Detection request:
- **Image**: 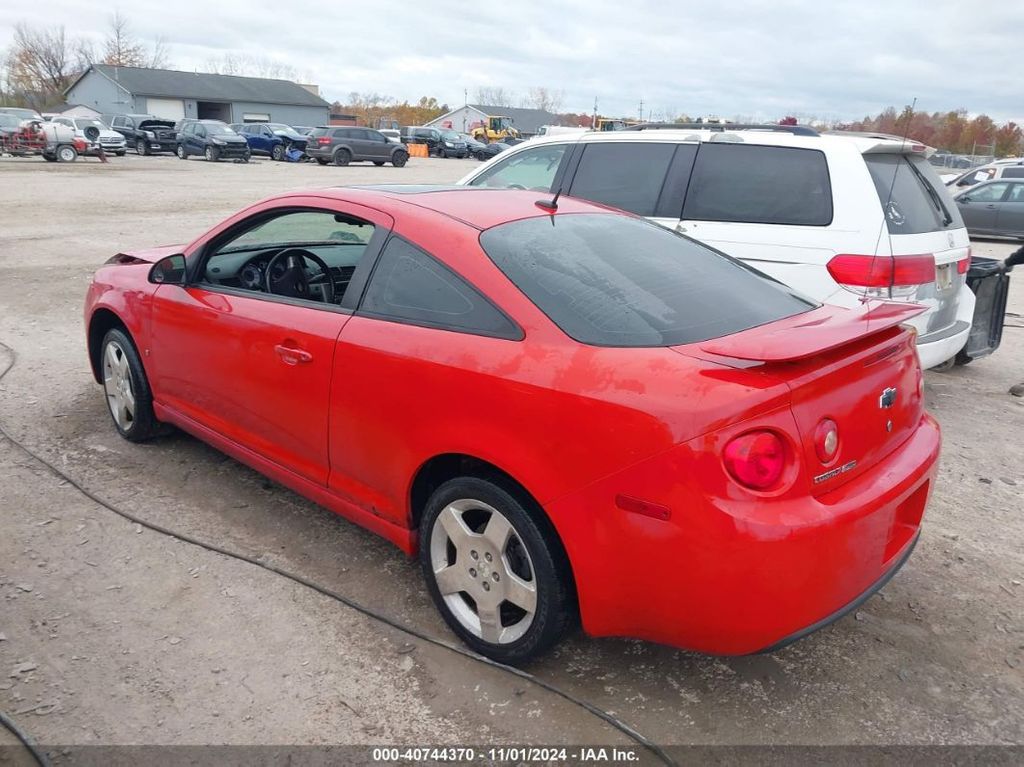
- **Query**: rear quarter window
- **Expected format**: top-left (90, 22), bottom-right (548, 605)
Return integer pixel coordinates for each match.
top-left (683, 144), bottom-right (833, 226)
top-left (568, 142), bottom-right (681, 217)
top-left (480, 213), bottom-right (814, 348)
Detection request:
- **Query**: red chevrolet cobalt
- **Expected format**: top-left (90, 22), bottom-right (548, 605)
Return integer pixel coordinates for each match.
top-left (84, 187), bottom-right (940, 663)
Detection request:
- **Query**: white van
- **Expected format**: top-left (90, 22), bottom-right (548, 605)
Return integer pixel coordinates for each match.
top-left (457, 125), bottom-right (974, 370)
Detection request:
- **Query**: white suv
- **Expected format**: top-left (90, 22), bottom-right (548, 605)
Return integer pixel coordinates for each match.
top-left (457, 125), bottom-right (974, 370)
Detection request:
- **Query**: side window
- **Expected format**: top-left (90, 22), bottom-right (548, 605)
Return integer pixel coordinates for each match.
top-left (1001, 167), bottom-right (1024, 179)
top-left (202, 210), bottom-right (377, 304)
top-left (469, 144), bottom-right (569, 192)
top-left (359, 237), bottom-right (520, 338)
top-left (196, 125), bottom-right (207, 138)
top-left (684, 144), bottom-right (833, 226)
top-left (968, 183), bottom-right (1009, 203)
top-left (1008, 184), bottom-right (1024, 202)
top-left (569, 142), bottom-right (678, 217)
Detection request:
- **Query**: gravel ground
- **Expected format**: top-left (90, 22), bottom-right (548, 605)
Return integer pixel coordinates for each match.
top-left (0, 153), bottom-right (1021, 763)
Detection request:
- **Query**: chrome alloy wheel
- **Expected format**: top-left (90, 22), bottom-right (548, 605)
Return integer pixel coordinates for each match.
top-left (103, 340), bottom-right (136, 430)
top-left (429, 499), bottom-right (538, 644)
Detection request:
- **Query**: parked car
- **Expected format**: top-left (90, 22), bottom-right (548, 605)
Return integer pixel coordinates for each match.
top-left (176, 120), bottom-right (250, 162)
top-left (230, 122), bottom-right (308, 161)
top-left (292, 126), bottom-right (314, 135)
top-left (945, 160), bottom-right (1024, 191)
top-left (953, 179), bottom-right (1024, 239)
top-left (0, 107), bottom-right (43, 122)
top-left (435, 129), bottom-right (469, 158)
top-left (379, 128), bottom-right (402, 144)
top-left (473, 141), bottom-right (510, 161)
top-left (400, 126), bottom-right (444, 155)
top-left (305, 126), bottom-right (408, 167)
top-left (108, 114), bottom-right (178, 155)
top-left (458, 125), bottom-right (977, 370)
top-left (51, 116), bottom-right (127, 156)
top-left (458, 132), bottom-right (487, 156)
top-left (85, 186), bottom-right (939, 663)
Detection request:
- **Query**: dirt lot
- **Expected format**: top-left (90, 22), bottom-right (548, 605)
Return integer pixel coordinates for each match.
top-left (0, 153), bottom-right (1022, 763)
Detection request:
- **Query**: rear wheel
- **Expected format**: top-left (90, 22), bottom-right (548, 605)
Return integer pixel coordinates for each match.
top-left (419, 477), bottom-right (574, 664)
top-left (315, 157), bottom-right (328, 165)
top-left (56, 145), bottom-right (78, 163)
top-left (437, 146), bottom-right (447, 159)
top-left (271, 144), bottom-right (285, 161)
top-left (333, 148), bottom-right (351, 166)
top-left (392, 151), bottom-right (408, 168)
top-left (100, 328), bottom-right (162, 443)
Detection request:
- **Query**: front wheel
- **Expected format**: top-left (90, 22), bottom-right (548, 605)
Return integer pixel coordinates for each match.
top-left (100, 328), bottom-right (162, 442)
top-left (392, 151), bottom-right (408, 168)
top-left (271, 144), bottom-right (285, 161)
top-left (419, 477), bottom-right (574, 664)
top-left (176, 144), bottom-right (187, 160)
top-left (205, 146), bottom-right (218, 162)
top-left (135, 138), bottom-right (149, 156)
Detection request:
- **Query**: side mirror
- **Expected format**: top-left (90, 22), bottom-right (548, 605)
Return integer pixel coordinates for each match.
top-left (149, 254), bottom-right (186, 285)
top-left (959, 196), bottom-right (970, 204)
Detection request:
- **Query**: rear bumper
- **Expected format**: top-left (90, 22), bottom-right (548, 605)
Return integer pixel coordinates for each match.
top-left (546, 413), bottom-right (941, 655)
top-left (910, 287), bottom-right (975, 369)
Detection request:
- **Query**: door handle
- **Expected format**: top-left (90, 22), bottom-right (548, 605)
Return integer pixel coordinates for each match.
top-left (274, 344), bottom-right (313, 365)
top-left (985, 204), bottom-right (998, 209)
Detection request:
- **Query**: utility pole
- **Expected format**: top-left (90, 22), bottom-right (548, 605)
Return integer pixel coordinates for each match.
top-left (638, 98), bottom-right (644, 123)
top-left (463, 88), bottom-right (468, 131)
top-left (593, 97), bottom-right (598, 129)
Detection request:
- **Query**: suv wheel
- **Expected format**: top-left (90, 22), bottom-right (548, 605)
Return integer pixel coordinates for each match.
top-left (437, 146), bottom-right (447, 159)
top-left (315, 157), bottom-right (328, 165)
top-left (135, 138), bottom-right (149, 156)
top-left (333, 148), bottom-right (351, 166)
top-left (176, 144), bottom-right (187, 160)
top-left (419, 477), bottom-right (574, 664)
top-left (271, 144), bottom-right (285, 161)
top-left (392, 151), bottom-right (408, 168)
top-left (205, 146), bottom-right (218, 162)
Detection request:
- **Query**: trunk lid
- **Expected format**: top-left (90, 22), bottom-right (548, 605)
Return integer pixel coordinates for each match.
top-left (678, 302), bottom-right (926, 495)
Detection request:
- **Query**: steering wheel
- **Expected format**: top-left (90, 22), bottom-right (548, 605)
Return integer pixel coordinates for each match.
top-left (264, 248), bottom-right (334, 303)
top-left (507, 183), bottom-right (526, 190)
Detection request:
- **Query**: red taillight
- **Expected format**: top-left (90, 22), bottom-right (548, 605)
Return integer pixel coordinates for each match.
top-left (827, 254), bottom-right (935, 288)
top-left (723, 431), bottom-right (787, 490)
top-left (317, 137), bottom-right (330, 145)
top-left (957, 254), bottom-right (970, 274)
top-left (813, 418), bottom-right (839, 464)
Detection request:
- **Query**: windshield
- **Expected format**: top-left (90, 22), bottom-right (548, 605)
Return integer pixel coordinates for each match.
top-left (480, 213), bottom-right (815, 347)
top-left (206, 123), bottom-right (236, 136)
top-left (267, 123), bottom-right (292, 132)
top-left (441, 130), bottom-right (461, 141)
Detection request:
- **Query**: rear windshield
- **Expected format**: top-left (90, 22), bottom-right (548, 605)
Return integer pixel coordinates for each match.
top-left (309, 127), bottom-right (329, 137)
top-left (865, 154), bottom-right (964, 234)
top-left (480, 213), bottom-right (815, 347)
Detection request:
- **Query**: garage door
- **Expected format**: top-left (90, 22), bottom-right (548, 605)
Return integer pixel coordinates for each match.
top-left (145, 98), bottom-right (185, 121)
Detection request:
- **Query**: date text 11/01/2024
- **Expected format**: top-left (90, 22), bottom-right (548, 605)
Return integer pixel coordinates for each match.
top-left (371, 747), bottom-right (640, 762)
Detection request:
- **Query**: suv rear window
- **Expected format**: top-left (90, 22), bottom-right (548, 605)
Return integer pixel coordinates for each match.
top-left (480, 213), bottom-right (814, 347)
top-left (865, 154), bottom-right (964, 234)
top-left (683, 144), bottom-right (833, 226)
top-left (309, 127), bottom-right (329, 138)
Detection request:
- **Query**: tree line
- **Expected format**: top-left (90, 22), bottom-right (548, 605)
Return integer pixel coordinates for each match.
top-left (835, 107), bottom-right (1022, 157)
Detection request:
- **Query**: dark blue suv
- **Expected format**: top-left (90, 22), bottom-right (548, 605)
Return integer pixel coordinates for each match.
top-left (230, 123), bottom-right (309, 161)
top-left (176, 120), bottom-right (250, 162)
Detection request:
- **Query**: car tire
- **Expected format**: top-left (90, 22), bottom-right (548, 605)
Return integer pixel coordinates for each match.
top-left (176, 144), bottom-right (187, 160)
top-left (333, 148), bottom-right (351, 167)
top-left (42, 154), bottom-right (57, 162)
top-left (419, 476), bottom-right (575, 664)
top-left (205, 146), bottom-right (218, 162)
top-left (242, 149), bottom-right (251, 163)
top-left (437, 146), bottom-right (447, 159)
top-left (373, 161), bottom-right (385, 166)
top-left (135, 138), bottom-right (149, 156)
top-left (271, 144), bottom-right (285, 161)
top-left (315, 157), bottom-right (328, 165)
top-left (56, 145), bottom-right (78, 163)
top-left (392, 151), bottom-right (408, 168)
top-left (100, 328), bottom-right (163, 443)
top-left (115, 151), bottom-right (126, 157)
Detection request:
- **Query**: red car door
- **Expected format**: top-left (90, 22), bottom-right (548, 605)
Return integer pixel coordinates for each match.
top-left (148, 200), bottom-right (390, 486)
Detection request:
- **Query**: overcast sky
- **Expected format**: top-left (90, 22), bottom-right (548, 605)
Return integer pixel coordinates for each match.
top-left (3, 0), bottom-right (1022, 123)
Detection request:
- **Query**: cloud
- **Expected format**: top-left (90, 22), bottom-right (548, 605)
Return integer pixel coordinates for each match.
top-left (2, 0), bottom-right (1022, 123)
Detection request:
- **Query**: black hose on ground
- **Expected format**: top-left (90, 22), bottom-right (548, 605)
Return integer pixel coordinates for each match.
top-left (0, 340), bottom-right (675, 767)
top-left (0, 709), bottom-right (51, 767)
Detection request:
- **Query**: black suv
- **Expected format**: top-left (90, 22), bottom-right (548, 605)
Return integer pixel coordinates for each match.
top-left (107, 114), bottom-right (178, 155)
top-left (176, 120), bottom-right (250, 162)
top-left (399, 126), bottom-right (463, 157)
top-left (306, 127), bottom-right (409, 167)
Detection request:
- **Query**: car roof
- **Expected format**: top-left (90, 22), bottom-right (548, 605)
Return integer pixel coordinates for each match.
top-left (292, 186), bottom-right (619, 230)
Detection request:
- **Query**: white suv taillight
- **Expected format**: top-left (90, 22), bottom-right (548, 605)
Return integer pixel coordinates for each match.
top-left (827, 253), bottom-right (935, 299)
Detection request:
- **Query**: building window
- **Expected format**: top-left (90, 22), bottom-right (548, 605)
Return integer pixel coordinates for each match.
top-left (243, 113), bottom-right (271, 123)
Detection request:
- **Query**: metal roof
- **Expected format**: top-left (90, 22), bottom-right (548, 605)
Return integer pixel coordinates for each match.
top-left (428, 104), bottom-right (559, 135)
top-left (72, 65), bottom-right (330, 108)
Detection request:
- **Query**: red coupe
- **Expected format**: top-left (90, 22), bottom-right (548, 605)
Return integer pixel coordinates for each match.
top-left (84, 186), bottom-right (940, 662)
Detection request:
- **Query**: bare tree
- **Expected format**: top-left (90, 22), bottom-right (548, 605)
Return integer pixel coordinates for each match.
top-left (522, 86), bottom-right (565, 113)
top-left (3, 23), bottom-right (86, 108)
top-left (103, 12), bottom-right (146, 67)
top-left (473, 86), bottom-right (515, 108)
top-left (205, 53), bottom-right (299, 80)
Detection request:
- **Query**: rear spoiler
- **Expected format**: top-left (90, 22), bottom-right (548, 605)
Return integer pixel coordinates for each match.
top-left (825, 130), bottom-right (936, 158)
top-left (696, 302), bottom-right (926, 362)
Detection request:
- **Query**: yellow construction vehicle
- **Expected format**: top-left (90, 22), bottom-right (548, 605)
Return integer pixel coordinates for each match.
top-left (595, 118), bottom-right (641, 132)
top-left (471, 115), bottom-right (520, 143)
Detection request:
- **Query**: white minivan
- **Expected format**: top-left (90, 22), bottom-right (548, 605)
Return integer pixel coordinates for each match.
top-left (457, 125), bottom-right (974, 369)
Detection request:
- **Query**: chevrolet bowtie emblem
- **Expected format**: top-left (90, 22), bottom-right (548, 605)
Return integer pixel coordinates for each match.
top-left (879, 387), bottom-right (898, 409)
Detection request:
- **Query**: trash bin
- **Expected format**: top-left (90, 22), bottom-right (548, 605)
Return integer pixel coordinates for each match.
top-left (955, 256), bottom-right (1011, 364)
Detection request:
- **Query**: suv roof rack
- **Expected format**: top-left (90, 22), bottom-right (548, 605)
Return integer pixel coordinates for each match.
top-left (625, 122), bottom-right (820, 137)
top-left (823, 130), bottom-right (917, 142)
